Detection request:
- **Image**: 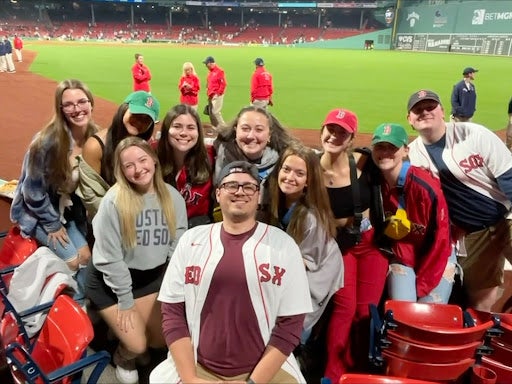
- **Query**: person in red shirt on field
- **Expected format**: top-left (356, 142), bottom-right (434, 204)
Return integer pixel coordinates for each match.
top-left (203, 56), bottom-right (227, 128)
top-left (178, 62), bottom-right (200, 111)
top-left (251, 57), bottom-right (273, 109)
top-left (13, 34), bottom-right (23, 62)
top-left (131, 53), bottom-right (152, 92)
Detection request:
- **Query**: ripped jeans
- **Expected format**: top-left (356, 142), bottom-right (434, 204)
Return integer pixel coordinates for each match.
top-left (387, 248), bottom-right (458, 304)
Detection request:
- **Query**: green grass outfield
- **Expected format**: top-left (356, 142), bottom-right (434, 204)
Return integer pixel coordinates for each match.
top-left (27, 41), bottom-right (512, 134)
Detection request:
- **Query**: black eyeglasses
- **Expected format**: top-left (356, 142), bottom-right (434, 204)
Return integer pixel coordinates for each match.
top-left (220, 181), bottom-right (259, 196)
top-left (61, 99), bottom-right (90, 113)
top-left (410, 102), bottom-right (439, 115)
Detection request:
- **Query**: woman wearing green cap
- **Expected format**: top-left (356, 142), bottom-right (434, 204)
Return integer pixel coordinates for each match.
top-left (77, 90), bottom-right (160, 220)
top-left (370, 122), bottom-right (456, 304)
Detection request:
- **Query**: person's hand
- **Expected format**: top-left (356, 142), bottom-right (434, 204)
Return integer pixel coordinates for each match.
top-left (117, 307), bottom-right (137, 333)
top-left (47, 227), bottom-right (69, 249)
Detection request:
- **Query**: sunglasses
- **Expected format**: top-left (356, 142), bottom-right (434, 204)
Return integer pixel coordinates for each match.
top-left (410, 102), bottom-right (439, 115)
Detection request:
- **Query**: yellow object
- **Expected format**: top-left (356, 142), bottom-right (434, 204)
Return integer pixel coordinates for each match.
top-left (384, 208), bottom-right (411, 240)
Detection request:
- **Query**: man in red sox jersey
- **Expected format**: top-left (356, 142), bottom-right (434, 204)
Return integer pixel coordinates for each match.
top-left (151, 161), bottom-right (311, 384)
top-left (251, 57), bottom-right (274, 109)
top-left (407, 89), bottom-right (512, 312)
top-left (203, 55), bottom-right (227, 128)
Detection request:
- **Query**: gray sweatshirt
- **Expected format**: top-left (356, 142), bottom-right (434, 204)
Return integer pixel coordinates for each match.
top-left (92, 184), bottom-right (187, 310)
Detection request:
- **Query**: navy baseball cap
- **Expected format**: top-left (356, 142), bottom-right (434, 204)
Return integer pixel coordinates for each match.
top-left (463, 67), bottom-right (478, 75)
top-left (216, 161), bottom-right (259, 186)
top-left (407, 89), bottom-right (441, 112)
top-left (203, 56), bottom-right (215, 64)
top-left (254, 57), bottom-right (264, 66)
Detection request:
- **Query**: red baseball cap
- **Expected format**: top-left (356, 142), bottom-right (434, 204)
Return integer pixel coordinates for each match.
top-left (322, 109), bottom-right (358, 133)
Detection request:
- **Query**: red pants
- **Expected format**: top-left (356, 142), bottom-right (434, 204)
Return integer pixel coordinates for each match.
top-left (324, 229), bottom-right (388, 382)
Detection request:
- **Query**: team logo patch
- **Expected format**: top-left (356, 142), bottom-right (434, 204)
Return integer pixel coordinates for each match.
top-left (417, 90), bottom-right (427, 99)
top-left (383, 124), bottom-right (392, 135)
top-left (145, 97), bottom-right (154, 108)
top-left (336, 110), bottom-right (345, 120)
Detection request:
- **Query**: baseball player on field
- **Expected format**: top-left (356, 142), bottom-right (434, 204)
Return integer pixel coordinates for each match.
top-left (407, 89), bottom-right (512, 312)
top-left (150, 161), bottom-right (312, 384)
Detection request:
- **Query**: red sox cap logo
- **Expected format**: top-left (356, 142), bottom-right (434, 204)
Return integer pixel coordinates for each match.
top-left (145, 97), bottom-right (154, 108)
top-left (383, 124), bottom-right (392, 135)
top-left (335, 110), bottom-right (345, 120)
top-left (417, 90), bottom-right (427, 99)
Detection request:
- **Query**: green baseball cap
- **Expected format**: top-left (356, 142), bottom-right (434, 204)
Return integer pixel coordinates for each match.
top-left (372, 123), bottom-right (409, 148)
top-left (123, 91), bottom-right (160, 122)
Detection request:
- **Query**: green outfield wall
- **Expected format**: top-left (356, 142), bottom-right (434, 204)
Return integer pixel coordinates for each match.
top-left (395, 0), bottom-right (512, 55)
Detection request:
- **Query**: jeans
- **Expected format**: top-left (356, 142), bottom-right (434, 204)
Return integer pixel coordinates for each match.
top-left (33, 220), bottom-right (88, 305)
top-left (387, 247), bottom-right (458, 303)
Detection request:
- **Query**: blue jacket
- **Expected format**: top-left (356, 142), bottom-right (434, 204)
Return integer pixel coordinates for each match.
top-left (451, 79), bottom-right (477, 118)
top-left (0, 41), bottom-right (6, 56)
top-left (3, 39), bottom-right (12, 55)
top-left (10, 133), bottom-right (86, 237)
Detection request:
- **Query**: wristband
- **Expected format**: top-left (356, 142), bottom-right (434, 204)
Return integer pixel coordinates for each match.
top-left (247, 378), bottom-right (256, 384)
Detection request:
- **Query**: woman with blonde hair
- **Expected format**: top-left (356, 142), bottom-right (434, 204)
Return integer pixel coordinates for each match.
top-left (11, 78), bottom-right (99, 304)
top-left (178, 61), bottom-right (200, 110)
top-left (85, 137), bottom-right (187, 384)
top-left (269, 143), bottom-right (343, 341)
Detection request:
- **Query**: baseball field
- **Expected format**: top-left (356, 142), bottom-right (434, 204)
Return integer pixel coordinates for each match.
top-left (26, 41), bottom-right (512, 133)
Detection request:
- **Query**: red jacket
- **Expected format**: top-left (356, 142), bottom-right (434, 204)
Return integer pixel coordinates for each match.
top-left (13, 36), bottom-right (23, 50)
top-left (131, 62), bottom-right (152, 92)
top-left (250, 66), bottom-right (273, 102)
top-left (381, 165), bottom-right (452, 298)
top-left (206, 65), bottom-right (227, 99)
top-left (178, 73), bottom-right (200, 106)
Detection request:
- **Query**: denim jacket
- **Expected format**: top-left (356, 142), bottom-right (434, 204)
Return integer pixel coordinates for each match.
top-left (11, 134), bottom-right (76, 237)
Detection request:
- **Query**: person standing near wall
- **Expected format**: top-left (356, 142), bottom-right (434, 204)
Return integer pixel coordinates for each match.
top-left (131, 53), bottom-right (152, 93)
top-left (506, 97), bottom-right (512, 150)
top-left (450, 67), bottom-right (478, 122)
top-left (13, 34), bottom-right (23, 62)
top-left (203, 56), bottom-right (227, 128)
top-left (251, 57), bottom-right (273, 109)
top-left (0, 39), bottom-right (6, 72)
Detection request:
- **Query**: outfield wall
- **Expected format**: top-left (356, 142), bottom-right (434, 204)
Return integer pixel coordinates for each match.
top-left (395, 0), bottom-right (512, 56)
top-left (295, 29), bottom-right (392, 50)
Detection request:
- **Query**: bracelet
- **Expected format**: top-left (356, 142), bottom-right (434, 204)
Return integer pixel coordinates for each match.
top-left (247, 378), bottom-right (256, 384)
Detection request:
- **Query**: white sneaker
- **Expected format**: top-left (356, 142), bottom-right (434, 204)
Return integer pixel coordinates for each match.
top-left (115, 365), bottom-right (138, 384)
top-left (114, 346), bottom-right (139, 384)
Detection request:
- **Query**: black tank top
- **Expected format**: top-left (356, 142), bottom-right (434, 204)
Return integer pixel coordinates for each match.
top-left (327, 166), bottom-right (372, 219)
top-left (90, 134), bottom-right (108, 182)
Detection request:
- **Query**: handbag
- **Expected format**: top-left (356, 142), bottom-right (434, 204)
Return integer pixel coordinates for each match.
top-left (0, 226), bottom-right (38, 268)
top-left (203, 104), bottom-right (210, 116)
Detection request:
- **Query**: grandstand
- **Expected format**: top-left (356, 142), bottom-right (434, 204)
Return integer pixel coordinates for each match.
top-left (0, 0), bottom-right (388, 44)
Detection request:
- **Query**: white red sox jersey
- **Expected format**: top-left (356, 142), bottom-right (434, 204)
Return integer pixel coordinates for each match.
top-left (150, 222), bottom-right (312, 383)
top-left (408, 122), bottom-right (512, 212)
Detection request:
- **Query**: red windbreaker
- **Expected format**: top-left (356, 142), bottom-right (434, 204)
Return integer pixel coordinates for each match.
top-left (178, 73), bottom-right (200, 106)
top-left (250, 66), bottom-right (273, 102)
top-left (131, 62), bottom-right (152, 92)
top-left (206, 65), bottom-right (227, 98)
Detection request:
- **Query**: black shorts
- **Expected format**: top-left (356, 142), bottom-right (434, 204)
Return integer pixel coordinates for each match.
top-left (85, 262), bottom-right (166, 310)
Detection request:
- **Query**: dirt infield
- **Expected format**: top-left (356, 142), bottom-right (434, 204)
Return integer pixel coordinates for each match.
top-left (0, 50), bottom-right (375, 181)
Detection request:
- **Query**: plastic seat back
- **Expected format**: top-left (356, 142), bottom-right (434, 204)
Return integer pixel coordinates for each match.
top-left (31, 295), bottom-right (93, 375)
top-left (339, 373), bottom-right (437, 384)
top-left (385, 300), bottom-right (463, 328)
top-left (0, 226), bottom-right (37, 269)
top-left (385, 301), bottom-right (493, 345)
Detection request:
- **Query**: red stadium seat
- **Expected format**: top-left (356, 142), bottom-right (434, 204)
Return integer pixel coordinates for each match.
top-left (1, 294), bottom-right (110, 384)
top-left (339, 373), bottom-right (437, 383)
top-left (0, 226), bottom-right (37, 269)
